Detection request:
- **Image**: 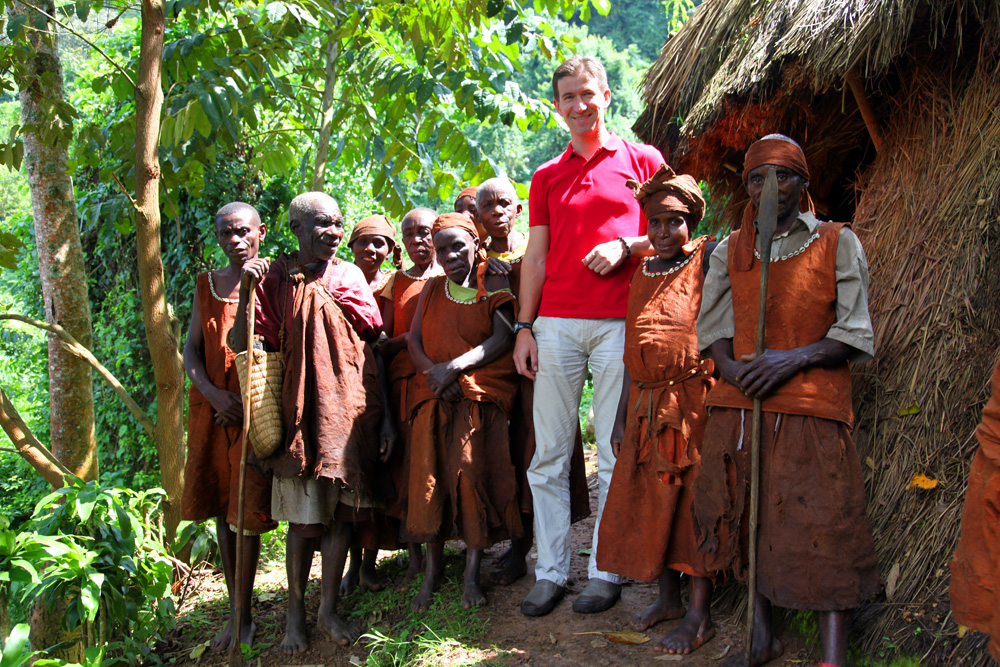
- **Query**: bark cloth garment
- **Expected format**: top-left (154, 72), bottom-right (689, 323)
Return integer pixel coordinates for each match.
top-left (182, 272), bottom-right (276, 534)
top-left (252, 254), bottom-right (385, 526)
top-left (405, 276), bottom-right (522, 548)
top-left (692, 223), bottom-right (880, 611)
top-left (488, 241), bottom-right (591, 523)
top-left (596, 238), bottom-right (715, 582)
top-left (951, 354), bottom-right (1000, 661)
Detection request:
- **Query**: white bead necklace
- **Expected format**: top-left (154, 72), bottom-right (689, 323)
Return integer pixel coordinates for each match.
top-left (755, 231), bottom-right (821, 263)
top-left (207, 271), bottom-right (239, 303)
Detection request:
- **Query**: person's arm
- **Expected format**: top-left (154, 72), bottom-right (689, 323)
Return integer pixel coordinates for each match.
top-left (737, 339), bottom-right (854, 399)
top-left (582, 236), bottom-right (653, 275)
top-left (512, 226), bottom-right (549, 380)
top-left (374, 351), bottom-right (397, 462)
top-left (378, 295), bottom-right (409, 358)
top-left (610, 367), bottom-right (631, 458)
top-left (425, 303), bottom-right (516, 399)
top-left (184, 288), bottom-right (242, 425)
top-left (229, 257), bottom-right (270, 353)
top-left (407, 281), bottom-right (435, 375)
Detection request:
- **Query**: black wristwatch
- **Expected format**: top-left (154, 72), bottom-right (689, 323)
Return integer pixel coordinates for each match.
top-left (512, 321), bottom-right (534, 334)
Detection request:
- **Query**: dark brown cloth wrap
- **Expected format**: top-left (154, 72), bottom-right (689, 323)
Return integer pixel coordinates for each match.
top-left (182, 272), bottom-right (275, 533)
top-left (597, 239), bottom-right (715, 581)
top-left (951, 354), bottom-right (1000, 661)
top-left (257, 255), bottom-right (384, 498)
top-left (626, 163), bottom-right (705, 221)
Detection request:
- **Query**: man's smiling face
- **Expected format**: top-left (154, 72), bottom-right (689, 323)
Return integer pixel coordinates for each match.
top-left (553, 72), bottom-right (611, 141)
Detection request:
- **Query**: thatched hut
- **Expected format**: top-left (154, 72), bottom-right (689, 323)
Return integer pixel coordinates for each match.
top-left (634, 1), bottom-right (1000, 663)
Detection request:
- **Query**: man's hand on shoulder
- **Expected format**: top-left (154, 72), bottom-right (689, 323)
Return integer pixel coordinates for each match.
top-left (513, 329), bottom-right (538, 380)
top-left (582, 239), bottom-right (627, 276)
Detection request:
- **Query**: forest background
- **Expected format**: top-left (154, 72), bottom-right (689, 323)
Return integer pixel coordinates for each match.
top-left (0, 0), bottom-right (700, 663)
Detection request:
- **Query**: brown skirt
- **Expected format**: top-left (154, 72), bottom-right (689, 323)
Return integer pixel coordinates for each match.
top-left (405, 398), bottom-right (522, 549)
top-left (511, 377), bottom-right (591, 523)
top-left (181, 393), bottom-right (276, 534)
top-left (691, 408), bottom-right (879, 610)
top-left (950, 449), bottom-right (1000, 661)
top-left (597, 425), bottom-right (710, 581)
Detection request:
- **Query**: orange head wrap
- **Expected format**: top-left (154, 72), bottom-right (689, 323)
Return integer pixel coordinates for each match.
top-left (454, 186), bottom-right (478, 208)
top-left (454, 186), bottom-right (488, 242)
top-left (626, 163), bottom-right (706, 222)
top-left (733, 136), bottom-right (816, 272)
top-left (432, 212), bottom-right (489, 301)
top-left (349, 214), bottom-right (402, 269)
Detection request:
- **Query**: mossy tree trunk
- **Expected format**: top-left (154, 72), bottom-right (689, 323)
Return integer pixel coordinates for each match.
top-left (135, 0), bottom-right (184, 543)
top-left (11, 0), bottom-right (97, 483)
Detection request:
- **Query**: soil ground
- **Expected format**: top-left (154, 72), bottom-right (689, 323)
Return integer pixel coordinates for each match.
top-left (161, 450), bottom-right (819, 666)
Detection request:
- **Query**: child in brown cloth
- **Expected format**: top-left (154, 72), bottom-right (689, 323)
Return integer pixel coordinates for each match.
top-left (693, 135), bottom-right (878, 667)
top-left (349, 213), bottom-right (402, 297)
top-left (476, 177), bottom-right (592, 586)
top-left (950, 352), bottom-right (1000, 662)
top-left (406, 212), bottom-right (521, 612)
top-left (595, 165), bottom-right (718, 655)
top-left (231, 192), bottom-right (395, 653)
top-left (182, 202), bottom-right (277, 653)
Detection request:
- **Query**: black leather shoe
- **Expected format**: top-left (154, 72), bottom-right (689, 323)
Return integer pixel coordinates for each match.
top-left (571, 579), bottom-right (622, 613)
top-left (521, 579), bottom-right (565, 617)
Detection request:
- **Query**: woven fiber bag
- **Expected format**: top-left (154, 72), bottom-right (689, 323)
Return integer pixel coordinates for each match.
top-left (235, 348), bottom-right (284, 458)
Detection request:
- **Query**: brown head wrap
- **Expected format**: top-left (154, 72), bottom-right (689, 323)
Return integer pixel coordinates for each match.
top-left (454, 187), bottom-right (478, 208)
top-left (454, 186), bottom-right (488, 242)
top-left (349, 214), bottom-right (402, 269)
top-left (626, 163), bottom-right (705, 222)
top-left (432, 212), bottom-right (489, 300)
top-left (733, 136), bottom-right (816, 272)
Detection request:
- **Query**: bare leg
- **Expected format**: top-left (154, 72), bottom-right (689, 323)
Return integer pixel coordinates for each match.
top-left (279, 528), bottom-right (315, 654)
top-left (411, 542), bottom-right (444, 613)
top-left (318, 521), bottom-right (358, 646)
top-left (359, 548), bottom-right (387, 591)
top-left (632, 569), bottom-right (685, 631)
top-left (725, 594), bottom-right (783, 667)
top-left (489, 514), bottom-right (530, 586)
top-left (403, 543), bottom-right (425, 583)
top-left (657, 575), bottom-right (715, 654)
top-left (340, 545), bottom-right (362, 595)
top-left (817, 610), bottom-right (850, 667)
top-left (463, 548), bottom-right (486, 608)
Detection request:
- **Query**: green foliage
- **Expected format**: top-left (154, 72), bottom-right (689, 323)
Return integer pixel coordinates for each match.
top-left (2, 480), bottom-right (177, 665)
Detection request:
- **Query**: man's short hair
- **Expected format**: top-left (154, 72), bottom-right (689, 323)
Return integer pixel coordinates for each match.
top-left (402, 207), bottom-right (438, 227)
top-left (288, 192), bottom-right (339, 226)
top-left (759, 133), bottom-right (802, 150)
top-left (215, 201), bottom-right (261, 227)
top-left (476, 177), bottom-right (519, 208)
top-left (552, 55), bottom-right (609, 100)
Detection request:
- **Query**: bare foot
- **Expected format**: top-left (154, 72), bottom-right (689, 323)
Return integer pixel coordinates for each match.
top-left (340, 567), bottom-right (360, 596)
top-left (279, 611), bottom-right (309, 654)
top-left (404, 554), bottom-right (425, 582)
top-left (486, 555), bottom-right (528, 586)
top-left (723, 636), bottom-right (784, 667)
top-left (655, 612), bottom-right (714, 654)
top-left (632, 599), bottom-right (685, 631)
top-left (411, 571), bottom-right (442, 613)
top-left (359, 564), bottom-right (388, 592)
top-left (463, 580), bottom-right (487, 609)
top-left (494, 544), bottom-right (513, 565)
top-left (210, 618), bottom-right (233, 652)
top-left (317, 610), bottom-right (358, 646)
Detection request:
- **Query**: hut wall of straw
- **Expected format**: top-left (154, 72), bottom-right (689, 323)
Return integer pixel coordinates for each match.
top-left (634, 0), bottom-right (1000, 662)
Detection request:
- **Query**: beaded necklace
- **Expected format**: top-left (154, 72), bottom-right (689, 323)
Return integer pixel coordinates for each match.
top-left (207, 271), bottom-right (239, 303)
top-left (642, 237), bottom-right (705, 277)
top-left (754, 231), bottom-right (821, 263)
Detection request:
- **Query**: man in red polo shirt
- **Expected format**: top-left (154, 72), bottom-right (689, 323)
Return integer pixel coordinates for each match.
top-left (513, 55), bottom-right (665, 616)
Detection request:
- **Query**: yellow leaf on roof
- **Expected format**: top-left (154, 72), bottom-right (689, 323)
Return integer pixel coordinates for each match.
top-left (908, 474), bottom-right (939, 490)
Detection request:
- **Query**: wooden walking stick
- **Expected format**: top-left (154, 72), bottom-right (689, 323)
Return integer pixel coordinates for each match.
top-left (229, 280), bottom-right (257, 667)
top-left (745, 168), bottom-right (779, 667)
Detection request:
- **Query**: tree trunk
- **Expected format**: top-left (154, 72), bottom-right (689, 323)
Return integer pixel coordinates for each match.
top-left (135, 0), bottom-right (184, 542)
top-left (311, 33), bottom-right (340, 190)
top-left (11, 0), bottom-right (97, 482)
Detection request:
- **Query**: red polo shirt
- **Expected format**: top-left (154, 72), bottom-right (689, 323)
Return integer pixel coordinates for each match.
top-left (529, 133), bottom-right (664, 319)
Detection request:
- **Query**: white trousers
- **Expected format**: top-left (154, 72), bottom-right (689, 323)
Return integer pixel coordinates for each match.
top-left (528, 316), bottom-right (625, 586)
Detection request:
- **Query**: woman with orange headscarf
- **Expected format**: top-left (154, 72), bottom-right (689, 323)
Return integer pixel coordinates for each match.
top-left (692, 135), bottom-right (879, 667)
top-left (405, 212), bottom-right (522, 614)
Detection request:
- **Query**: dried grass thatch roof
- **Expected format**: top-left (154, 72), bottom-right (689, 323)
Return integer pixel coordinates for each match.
top-left (635, 1), bottom-right (1000, 664)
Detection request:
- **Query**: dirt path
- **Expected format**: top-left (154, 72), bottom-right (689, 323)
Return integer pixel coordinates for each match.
top-left (164, 451), bottom-right (817, 666)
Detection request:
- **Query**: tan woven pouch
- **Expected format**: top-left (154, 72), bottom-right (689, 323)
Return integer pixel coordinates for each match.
top-left (235, 348), bottom-right (284, 458)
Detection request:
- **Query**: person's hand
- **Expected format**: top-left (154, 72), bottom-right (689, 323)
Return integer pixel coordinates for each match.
top-left (440, 381), bottom-right (463, 402)
top-left (378, 416), bottom-right (396, 462)
top-left (513, 330), bottom-right (538, 380)
top-left (610, 418), bottom-right (626, 458)
top-left (486, 257), bottom-right (511, 276)
top-left (208, 388), bottom-right (243, 425)
top-left (715, 356), bottom-right (749, 392)
top-left (738, 349), bottom-right (805, 399)
top-left (426, 362), bottom-right (460, 395)
top-left (582, 240), bottom-right (627, 275)
top-left (241, 257), bottom-right (270, 288)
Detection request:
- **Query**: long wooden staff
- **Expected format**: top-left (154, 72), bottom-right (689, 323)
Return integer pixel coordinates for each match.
top-left (745, 168), bottom-right (779, 666)
top-left (229, 280), bottom-right (257, 667)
